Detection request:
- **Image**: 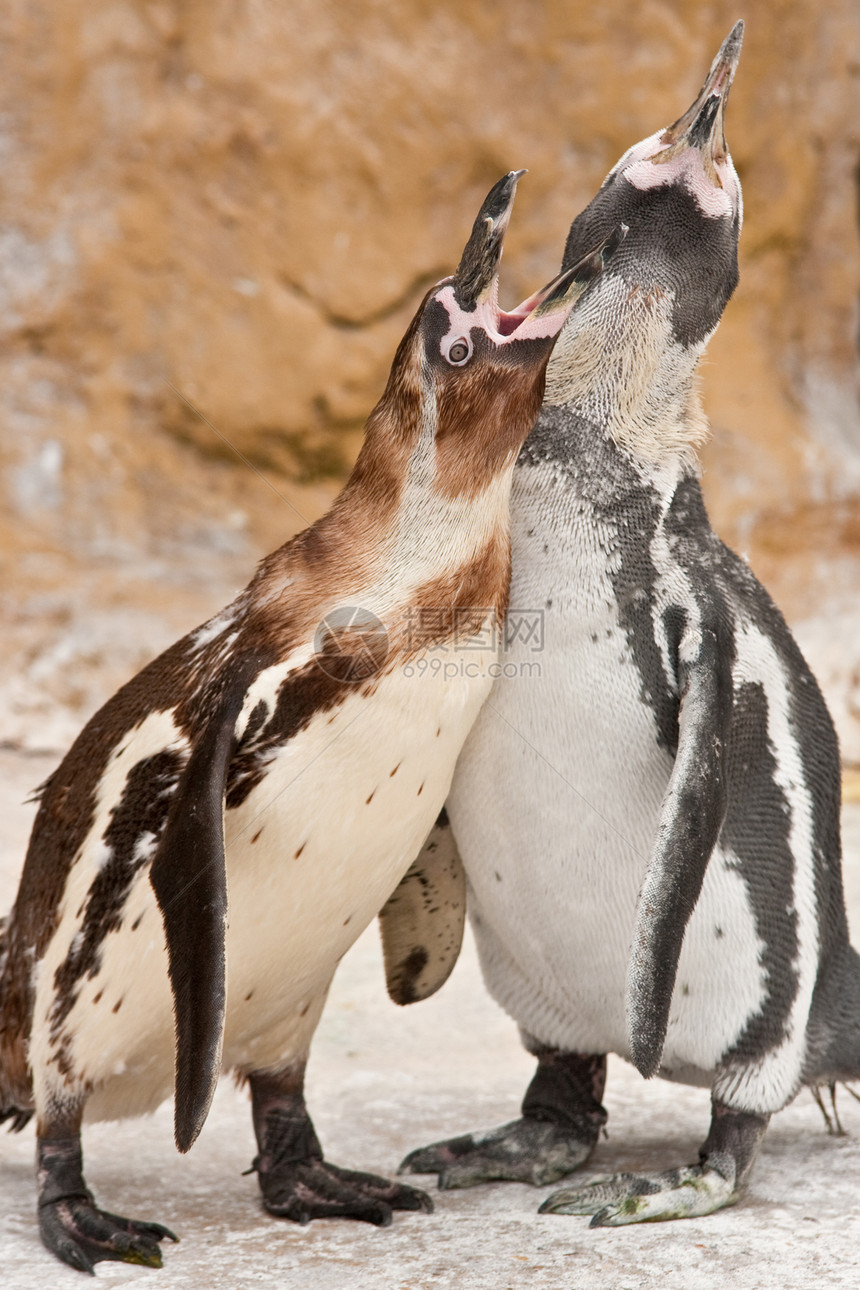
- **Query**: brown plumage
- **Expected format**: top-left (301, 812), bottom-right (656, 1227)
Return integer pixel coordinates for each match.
top-left (0, 171), bottom-right (619, 1273)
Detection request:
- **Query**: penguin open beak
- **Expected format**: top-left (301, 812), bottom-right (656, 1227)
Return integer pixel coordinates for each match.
top-left (494, 223), bottom-right (627, 341)
top-left (452, 170), bottom-right (526, 311)
top-left (659, 20), bottom-right (744, 167)
top-left (443, 173), bottom-right (623, 346)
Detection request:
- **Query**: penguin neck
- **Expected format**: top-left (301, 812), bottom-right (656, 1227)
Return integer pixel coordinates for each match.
top-left (542, 277), bottom-right (710, 473)
top-left (298, 409), bottom-right (514, 618)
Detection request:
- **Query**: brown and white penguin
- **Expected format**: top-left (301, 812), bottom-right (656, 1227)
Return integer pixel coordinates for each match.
top-left (399, 23), bottom-right (860, 1225)
top-left (0, 172), bottom-right (620, 1272)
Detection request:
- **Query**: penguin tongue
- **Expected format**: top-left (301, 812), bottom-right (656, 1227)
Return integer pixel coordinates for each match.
top-left (661, 20), bottom-right (744, 160)
top-left (452, 170), bottom-right (526, 311)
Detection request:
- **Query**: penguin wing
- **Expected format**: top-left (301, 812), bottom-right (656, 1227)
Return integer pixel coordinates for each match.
top-left (379, 809), bottom-right (466, 1004)
top-left (149, 662), bottom-right (260, 1154)
top-left (625, 615), bottom-right (734, 1079)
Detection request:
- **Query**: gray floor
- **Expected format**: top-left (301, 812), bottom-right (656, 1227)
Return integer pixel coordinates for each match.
top-left (2, 746), bottom-right (860, 1289)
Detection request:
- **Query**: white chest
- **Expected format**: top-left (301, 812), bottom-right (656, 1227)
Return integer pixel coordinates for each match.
top-left (450, 480), bottom-right (671, 1044)
top-left (34, 640), bottom-right (498, 1118)
top-left (220, 648), bottom-right (497, 1030)
top-left (448, 463), bottom-right (765, 1073)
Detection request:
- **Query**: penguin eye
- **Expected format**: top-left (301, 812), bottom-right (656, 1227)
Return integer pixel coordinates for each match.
top-left (445, 337), bottom-right (472, 366)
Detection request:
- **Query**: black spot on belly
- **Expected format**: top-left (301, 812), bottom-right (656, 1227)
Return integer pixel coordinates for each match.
top-left (245, 990), bottom-right (254, 1002)
top-left (388, 947), bottom-right (429, 1005)
top-left (715, 925), bottom-right (724, 939)
top-left (343, 915), bottom-right (352, 926)
top-left (366, 789), bottom-right (376, 804)
top-left (417, 783), bottom-right (424, 796)
top-left (131, 913), bottom-right (144, 931)
top-left (495, 871), bottom-right (502, 883)
top-left (50, 748), bottom-right (184, 1040)
top-left (251, 828), bottom-right (263, 844)
top-left (294, 842), bottom-right (306, 859)
top-left (390, 763), bottom-right (401, 777)
top-left (112, 998), bottom-right (123, 1013)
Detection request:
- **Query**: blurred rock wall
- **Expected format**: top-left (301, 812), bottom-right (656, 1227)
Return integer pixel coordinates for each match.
top-left (2, 1), bottom-right (860, 755)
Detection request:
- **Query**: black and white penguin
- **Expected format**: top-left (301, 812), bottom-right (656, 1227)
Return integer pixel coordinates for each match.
top-left (400, 22), bottom-right (860, 1224)
top-left (0, 173), bottom-right (620, 1272)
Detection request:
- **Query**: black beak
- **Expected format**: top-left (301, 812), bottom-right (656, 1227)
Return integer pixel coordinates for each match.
top-left (661, 20), bottom-right (744, 164)
top-left (452, 170), bottom-right (526, 311)
top-left (505, 223), bottom-right (628, 330)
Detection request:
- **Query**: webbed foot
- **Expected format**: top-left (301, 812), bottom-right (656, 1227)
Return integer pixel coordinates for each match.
top-left (257, 1154), bottom-right (432, 1226)
top-left (248, 1067), bottom-right (431, 1227)
top-left (401, 1048), bottom-right (607, 1189)
top-left (400, 1116), bottom-right (596, 1188)
top-left (539, 1160), bottom-right (738, 1225)
top-left (38, 1138), bottom-right (177, 1274)
top-left (539, 1100), bottom-right (770, 1226)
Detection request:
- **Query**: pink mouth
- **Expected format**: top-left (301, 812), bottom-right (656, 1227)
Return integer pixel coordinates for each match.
top-left (496, 311), bottom-right (529, 337)
top-left (495, 284), bottom-right (554, 336)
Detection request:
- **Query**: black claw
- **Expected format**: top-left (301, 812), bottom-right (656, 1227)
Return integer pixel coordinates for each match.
top-left (370, 1202), bottom-right (393, 1228)
top-left (409, 1187), bottom-right (435, 1214)
top-left (57, 1240), bottom-right (96, 1276)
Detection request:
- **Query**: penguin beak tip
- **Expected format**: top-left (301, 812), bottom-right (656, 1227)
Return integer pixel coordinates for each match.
top-left (453, 169), bottom-right (527, 309)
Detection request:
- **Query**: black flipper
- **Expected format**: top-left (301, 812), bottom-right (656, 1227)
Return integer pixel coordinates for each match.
top-left (626, 616), bottom-right (734, 1078)
top-left (150, 663), bottom-right (260, 1153)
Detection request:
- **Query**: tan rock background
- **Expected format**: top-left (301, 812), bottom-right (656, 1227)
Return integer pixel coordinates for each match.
top-left (2, 1), bottom-right (860, 760)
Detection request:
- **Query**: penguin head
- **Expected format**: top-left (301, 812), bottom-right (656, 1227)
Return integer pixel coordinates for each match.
top-left (546, 22), bottom-right (744, 457)
top-left (371, 171), bottom-right (621, 499)
top-left (563, 21), bottom-right (743, 347)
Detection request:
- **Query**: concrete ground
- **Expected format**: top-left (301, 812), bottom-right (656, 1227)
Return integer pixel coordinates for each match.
top-left (2, 746), bottom-right (860, 1290)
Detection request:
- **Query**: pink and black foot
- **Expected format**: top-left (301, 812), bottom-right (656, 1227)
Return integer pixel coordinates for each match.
top-left (400, 1049), bottom-right (607, 1188)
top-left (248, 1070), bottom-right (432, 1226)
top-left (37, 1137), bottom-right (177, 1274)
top-left (540, 1100), bottom-right (770, 1224)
